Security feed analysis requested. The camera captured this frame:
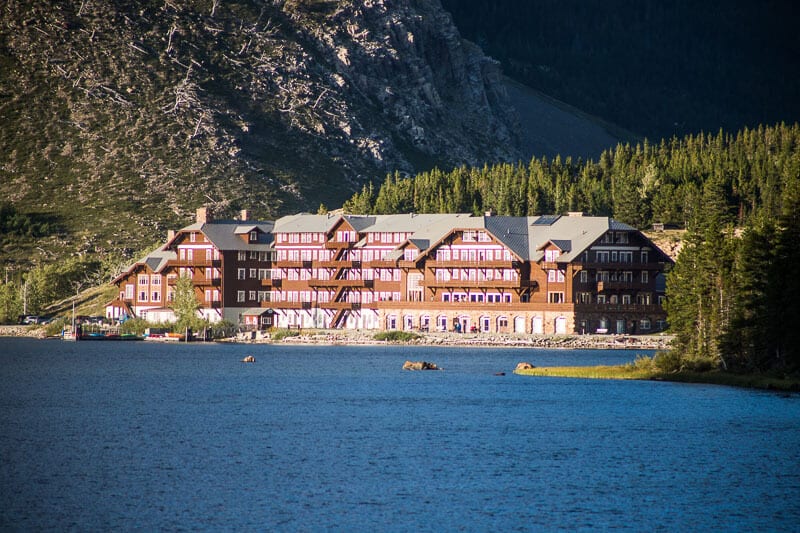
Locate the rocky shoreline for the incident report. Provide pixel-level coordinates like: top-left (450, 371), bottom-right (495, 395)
top-left (2, 324), bottom-right (673, 351)
top-left (233, 329), bottom-right (673, 351)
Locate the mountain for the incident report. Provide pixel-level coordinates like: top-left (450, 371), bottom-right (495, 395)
top-left (441, 0), bottom-right (800, 140)
top-left (1, 0), bottom-right (624, 268)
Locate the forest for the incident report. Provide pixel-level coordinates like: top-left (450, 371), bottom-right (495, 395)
top-left (343, 123), bottom-right (800, 374)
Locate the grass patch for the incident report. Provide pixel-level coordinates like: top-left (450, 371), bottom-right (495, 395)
top-left (373, 330), bottom-right (421, 342)
top-left (515, 359), bottom-right (800, 392)
top-left (271, 329), bottom-right (301, 341)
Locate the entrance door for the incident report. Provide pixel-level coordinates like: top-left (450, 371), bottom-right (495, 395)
top-left (532, 316), bottom-right (543, 334)
top-left (514, 316), bottom-right (525, 333)
top-left (555, 316), bottom-right (567, 334)
top-left (616, 319), bottom-right (626, 334)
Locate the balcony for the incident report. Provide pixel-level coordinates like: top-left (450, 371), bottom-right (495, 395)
top-left (273, 260), bottom-right (313, 269)
top-left (324, 240), bottom-right (354, 249)
top-left (575, 303), bottom-right (665, 314)
top-left (275, 301), bottom-right (313, 310)
top-left (172, 258), bottom-right (220, 268)
top-left (367, 259), bottom-right (397, 268)
top-left (597, 281), bottom-right (652, 292)
top-left (308, 278), bottom-right (368, 288)
top-left (426, 259), bottom-right (516, 269)
top-left (315, 260), bottom-right (361, 268)
top-left (319, 301), bottom-right (361, 310)
top-left (425, 279), bottom-right (522, 289)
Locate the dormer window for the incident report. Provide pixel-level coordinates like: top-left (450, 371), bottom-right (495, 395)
top-left (250, 230), bottom-right (258, 242)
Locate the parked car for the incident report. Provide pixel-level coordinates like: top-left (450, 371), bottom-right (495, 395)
top-left (21, 315), bottom-right (46, 325)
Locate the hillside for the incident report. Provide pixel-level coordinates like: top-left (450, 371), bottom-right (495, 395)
top-left (442, 0), bottom-right (800, 140)
top-left (1, 0), bottom-right (626, 270)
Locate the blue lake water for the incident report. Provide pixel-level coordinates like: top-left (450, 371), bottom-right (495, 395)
top-left (1, 337), bottom-right (799, 531)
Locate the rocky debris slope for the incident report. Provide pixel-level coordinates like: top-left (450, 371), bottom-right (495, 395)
top-left (1, 0), bottom-right (526, 257)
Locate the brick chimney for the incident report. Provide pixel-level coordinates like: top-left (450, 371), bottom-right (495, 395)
top-left (196, 207), bottom-right (211, 224)
top-left (240, 209), bottom-right (250, 221)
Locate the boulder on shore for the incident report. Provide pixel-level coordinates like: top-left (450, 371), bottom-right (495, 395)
top-left (403, 360), bottom-right (440, 371)
top-left (515, 362), bottom-right (534, 371)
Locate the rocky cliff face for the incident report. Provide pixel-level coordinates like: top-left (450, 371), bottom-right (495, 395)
top-left (1, 0), bottom-right (521, 243)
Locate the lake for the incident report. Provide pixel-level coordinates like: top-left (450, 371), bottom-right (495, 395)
top-left (1, 338), bottom-right (798, 531)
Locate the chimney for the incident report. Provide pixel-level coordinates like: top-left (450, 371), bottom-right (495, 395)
top-left (196, 207), bottom-right (211, 224)
top-left (485, 209), bottom-right (494, 217)
top-left (167, 230), bottom-right (175, 241)
top-left (567, 211), bottom-right (584, 217)
top-left (240, 209), bottom-right (249, 221)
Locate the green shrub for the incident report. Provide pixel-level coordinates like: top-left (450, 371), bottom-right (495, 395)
top-left (373, 330), bottom-right (420, 342)
top-left (120, 317), bottom-right (151, 336)
top-left (682, 356), bottom-right (720, 373)
top-left (654, 350), bottom-right (683, 373)
top-left (271, 329), bottom-right (300, 341)
top-left (44, 317), bottom-right (68, 336)
top-left (211, 320), bottom-right (237, 339)
top-left (627, 354), bottom-right (656, 372)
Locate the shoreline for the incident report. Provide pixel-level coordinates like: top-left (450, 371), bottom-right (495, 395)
top-left (229, 329), bottom-right (673, 351)
top-left (515, 365), bottom-right (800, 392)
top-left (1, 325), bottom-right (672, 351)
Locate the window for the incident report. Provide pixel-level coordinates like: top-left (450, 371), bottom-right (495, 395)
top-left (545, 249), bottom-right (560, 262)
top-left (139, 291), bottom-right (148, 302)
top-left (596, 251), bottom-right (609, 263)
top-left (249, 268), bottom-right (257, 279)
top-left (238, 251), bottom-right (246, 261)
top-left (249, 291), bottom-right (256, 301)
top-left (138, 275), bottom-right (148, 285)
top-left (619, 251), bottom-right (633, 263)
top-left (205, 289), bottom-right (212, 302)
top-left (622, 294), bottom-right (632, 304)
top-left (548, 292), bottom-right (564, 303)
top-left (237, 291), bottom-right (245, 302)
top-left (641, 251), bottom-right (649, 264)
top-left (190, 232), bottom-right (196, 242)
top-left (641, 271), bottom-right (649, 283)
top-left (151, 291), bottom-right (160, 302)
top-left (578, 292), bottom-right (592, 304)
top-left (151, 275), bottom-right (161, 285)
top-left (597, 294), bottom-right (606, 304)
top-left (125, 284), bottom-right (134, 299)
top-left (206, 249), bottom-right (213, 261)
top-left (238, 268), bottom-right (246, 280)
top-left (580, 270), bottom-right (589, 283)
top-left (640, 319), bottom-right (651, 330)
top-left (462, 230), bottom-right (477, 242)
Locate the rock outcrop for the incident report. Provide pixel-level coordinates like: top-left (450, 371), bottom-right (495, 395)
top-left (403, 360), bottom-right (440, 371)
